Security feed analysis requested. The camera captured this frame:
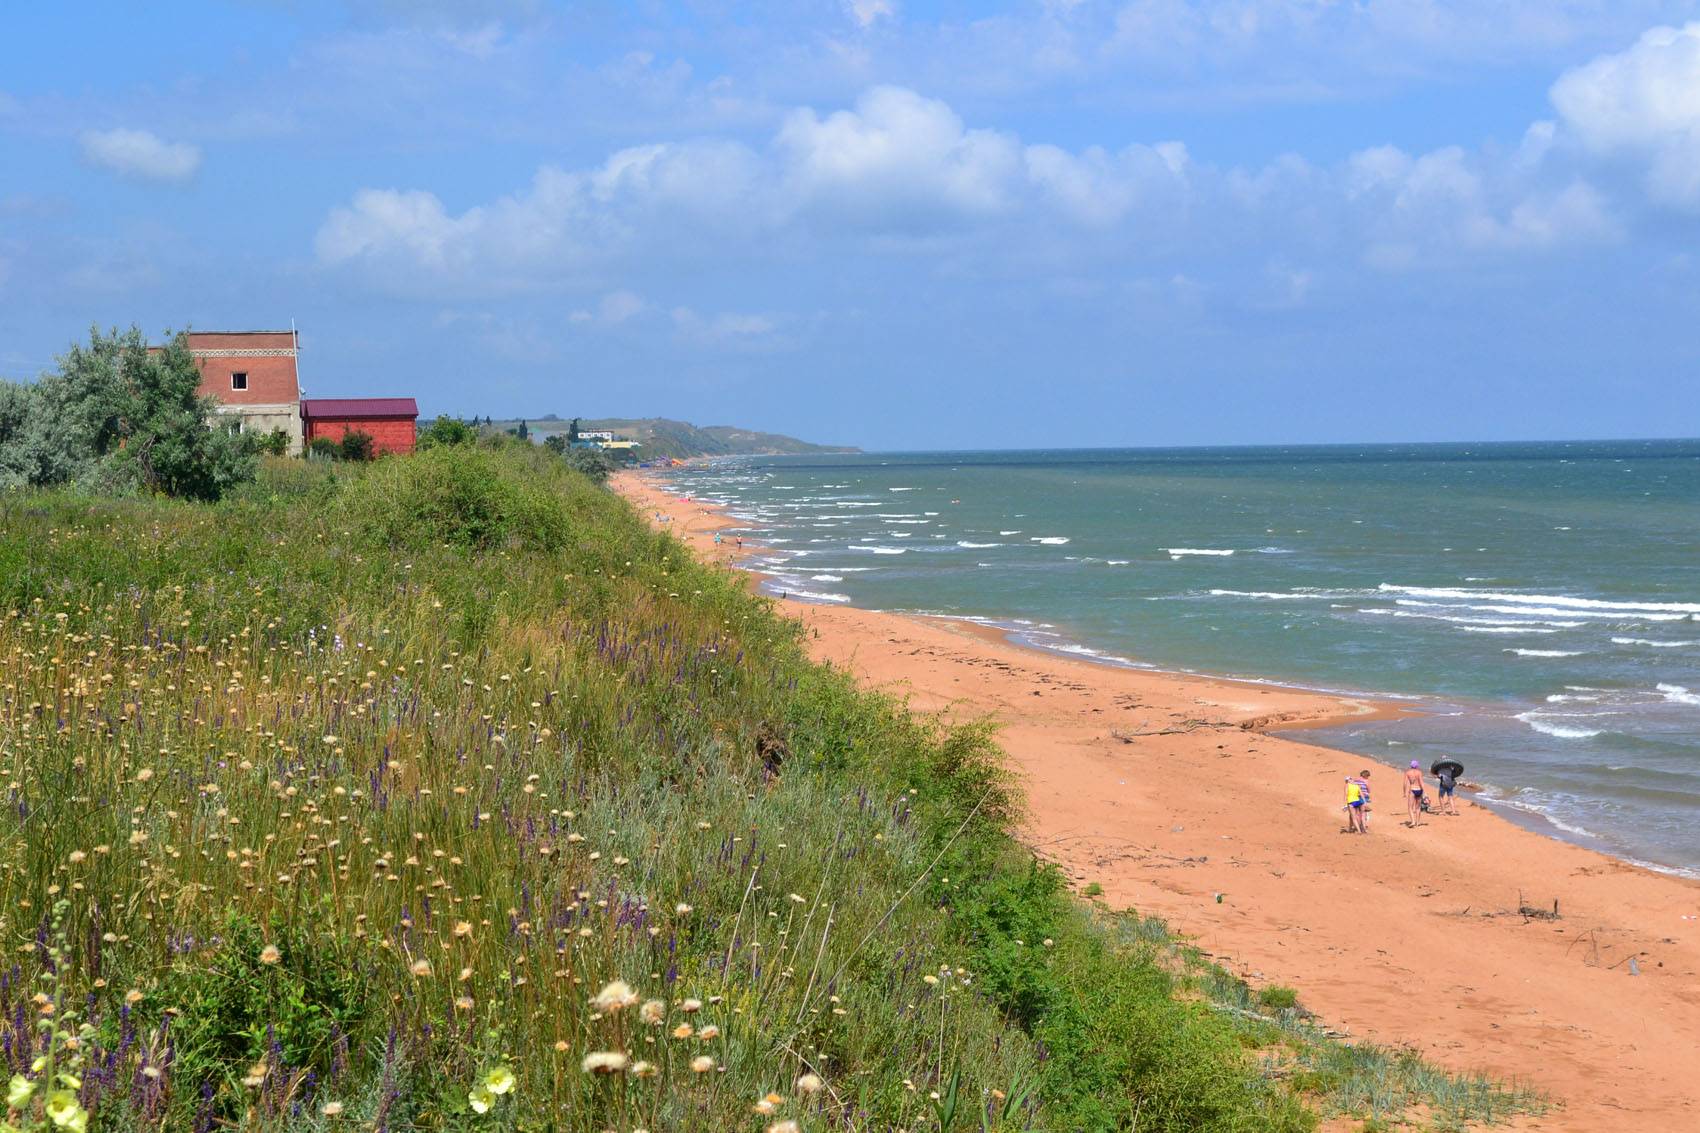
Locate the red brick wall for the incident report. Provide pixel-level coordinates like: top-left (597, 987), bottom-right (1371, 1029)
top-left (305, 417), bottom-right (417, 455)
top-left (186, 332), bottom-right (298, 406)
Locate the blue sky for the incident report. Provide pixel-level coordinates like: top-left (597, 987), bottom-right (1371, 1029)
top-left (4, 1), bottom-right (1700, 450)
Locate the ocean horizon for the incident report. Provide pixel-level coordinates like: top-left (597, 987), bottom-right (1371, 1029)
top-left (660, 438), bottom-right (1700, 874)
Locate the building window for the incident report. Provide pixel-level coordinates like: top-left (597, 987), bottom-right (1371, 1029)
top-left (231, 372), bottom-right (248, 391)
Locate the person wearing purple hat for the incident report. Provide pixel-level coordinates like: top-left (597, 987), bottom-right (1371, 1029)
top-left (1402, 760), bottom-right (1426, 828)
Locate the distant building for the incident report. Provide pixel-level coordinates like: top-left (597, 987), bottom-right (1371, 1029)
top-left (578, 430), bottom-right (615, 442)
top-left (182, 330), bottom-right (304, 450)
top-left (301, 398), bottom-right (419, 455)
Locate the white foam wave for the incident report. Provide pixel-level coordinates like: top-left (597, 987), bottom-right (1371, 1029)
top-left (1395, 599), bottom-right (1690, 621)
top-left (847, 546), bottom-right (907, 555)
top-left (1168, 548), bottom-right (1234, 557)
top-left (957, 541), bottom-right (1003, 548)
top-left (999, 530), bottom-right (1022, 535)
top-left (888, 487), bottom-right (918, 492)
top-left (1030, 537), bottom-right (1070, 545)
top-left (1657, 683), bottom-right (1700, 707)
top-left (1380, 583), bottom-right (1700, 615)
top-left (810, 574), bottom-right (844, 582)
top-left (1503, 648), bottom-right (1582, 657)
top-left (1613, 637), bottom-right (1697, 648)
top-left (1465, 626), bottom-right (1558, 634)
top-left (1514, 712), bottom-right (1601, 739)
top-left (783, 589), bottom-right (850, 603)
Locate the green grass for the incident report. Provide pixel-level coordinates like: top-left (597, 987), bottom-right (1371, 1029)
top-left (0, 446), bottom-right (1539, 1131)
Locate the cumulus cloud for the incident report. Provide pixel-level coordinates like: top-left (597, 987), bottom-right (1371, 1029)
top-left (316, 82), bottom-right (1620, 297)
top-left (1551, 22), bottom-right (1700, 206)
top-left (777, 87), bottom-right (1022, 228)
top-left (78, 128), bottom-right (202, 182)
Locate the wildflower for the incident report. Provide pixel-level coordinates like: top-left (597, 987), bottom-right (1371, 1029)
top-left (125, 989), bottom-right (143, 1004)
top-left (241, 1062), bottom-right (267, 1088)
top-left (67, 852), bottom-right (85, 864)
top-left (321, 1101), bottom-right (344, 1116)
top-left (671, 1024), bottom-right (693, 1039)
top-left (922, 974), bottom-right (938, 985)
top-left (468, 1085), bottom-right (494, 1113)
top-left (581, 1051), bottom-right (629, 1075)
top-left (797, 1072), bottom-right (824, 1094)
top-left (7, 1074), bottom-right (33, 1107)
top-left (483, 1066), bottom-right (515, 1095)
top-left (629, 1060), bottom-right (658, 1078)
top-left (454, 921), bottom-right (473, 937)
top-left (639, 999), bottom-right (666, 1025)
top-left (43, 1090), bottom-right (84, 1129)
top-left (768, 1123), bottom-right (800, 1133)
top-left (590, 979), bottom-right (639, 1013)
top-left (690, 1055), bottom-right (715, 1073)
top-left (789, 893), bottom-right (806, 903)
top-left (697, 1025), bottom-right (720, 1040)
top-left (554, 1040), bottom-right (569, 1052)
top-left (455, 996), bottom-right (475, 1011)
top-left (675, 902), bottom-right (693, 915)
top-left (754, 1098), bottom-right (777, 1116)
top-left (410, 959), bottom-right (432, 977)
top-left (679, 997), bottom-right (703, 1013)
top-left (259, 944), bottom-right (281, 965)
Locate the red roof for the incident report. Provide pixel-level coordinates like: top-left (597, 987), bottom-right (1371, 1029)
top-left (300, 398), bottom-right (419, 419)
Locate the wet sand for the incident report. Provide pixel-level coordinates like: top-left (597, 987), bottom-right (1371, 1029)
top-left (617, 468), bottom-right (1700, 1131)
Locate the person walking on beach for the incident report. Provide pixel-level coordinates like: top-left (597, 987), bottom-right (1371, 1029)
top-left (1403, 760), bottom-right (1426, 827)
top-left (1344, 775), bottom-right (1368, 833)
top-left (1434, 759), bottom-right (1462, 816)
top-left (1355, 769), bottom-right (1372, 831)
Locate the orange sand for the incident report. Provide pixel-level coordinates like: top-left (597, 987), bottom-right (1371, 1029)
top-left (616, 469), bottom-right (1700, 1131)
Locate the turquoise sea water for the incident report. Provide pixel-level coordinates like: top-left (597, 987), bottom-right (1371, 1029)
top-left (658, 441), bottom-right (1700, 873)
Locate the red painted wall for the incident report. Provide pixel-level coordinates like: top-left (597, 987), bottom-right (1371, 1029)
top-left (305, 417), bottom-right (417, 455)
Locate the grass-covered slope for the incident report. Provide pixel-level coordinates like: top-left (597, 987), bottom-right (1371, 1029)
top-left (0, 448), bottom-right (1533, 1132)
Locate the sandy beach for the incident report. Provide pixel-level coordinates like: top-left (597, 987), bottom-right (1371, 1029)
top-left (616, 468), bottom-right (1700, 1131)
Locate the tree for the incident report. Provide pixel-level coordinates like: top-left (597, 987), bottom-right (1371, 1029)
top-left (418, 417), bottom-right (475, 449)
top-left (567, 417), bottom-right (580, 445)
top-left (543, 434), bottom-right (568, 455)
top-left (565, 447), bottom-right (614, 485)
top-left (0, 326), bottom-right (259, 500)
top-left (259, 428), bottom-right (292, 456)
top-left (516, 419), bottom-right (529, 441)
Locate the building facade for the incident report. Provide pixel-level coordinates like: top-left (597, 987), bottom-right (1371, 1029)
top-left (301, 398), bottom-right (419, 455)
top-left (184, 330), bottom-right (304, 451)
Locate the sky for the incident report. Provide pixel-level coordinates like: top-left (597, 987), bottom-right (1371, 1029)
top-left (3, 1), bottom-right (1700, 450)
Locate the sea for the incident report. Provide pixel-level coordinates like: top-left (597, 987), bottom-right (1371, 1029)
top-left (655, 441), bottom-right (1700, 874)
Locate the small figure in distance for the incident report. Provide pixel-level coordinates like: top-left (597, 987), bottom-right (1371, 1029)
top-left (1403, 760), bottom-right (1426, 827)
top-left (1356, 769), bottom-right (1372, 831)
top-left (1343, 775), bottom-right (1368, 833)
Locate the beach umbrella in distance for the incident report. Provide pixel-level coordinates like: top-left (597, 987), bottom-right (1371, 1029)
top-left (1430, 759), bottom-right (1465, 778)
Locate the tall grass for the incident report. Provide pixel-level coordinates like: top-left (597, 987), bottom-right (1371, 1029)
top-left (0, 447), bottom-right (1535, 1131)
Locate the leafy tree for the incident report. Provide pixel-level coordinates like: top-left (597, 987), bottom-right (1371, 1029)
top-left (543, 434), bottom-right (568, 455)
top-left (564, 446), bottom-right (614, 485)
top-left (418, 416), bottom-right (475, 449)
top-left (336, 430), bottom-right (376, 462)
top-left (0, 326), bottom-right (258, 499)
top-left (258, 428), bottom-right (292, 456)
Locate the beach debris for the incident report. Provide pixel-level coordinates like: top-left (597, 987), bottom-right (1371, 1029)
top-left (1517, 891), bottom-right (1561, 921)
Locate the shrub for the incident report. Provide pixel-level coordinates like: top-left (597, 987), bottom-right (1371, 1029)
top-left (339, 444), bottom-right (572, 551)
top-left (336, 429), bottom-right (376, 462)
top-left (307, 436), bottom-right (340, 461)
top-left (565, 446), bottom-right (615, 484)
top-left (258, 427), bottom-right (292, 456)
top-left (418, 416), bottom-right (475, 449)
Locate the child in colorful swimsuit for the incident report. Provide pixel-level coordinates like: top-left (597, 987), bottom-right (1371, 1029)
top-left (1344, 776), bottom-right (1367, 833)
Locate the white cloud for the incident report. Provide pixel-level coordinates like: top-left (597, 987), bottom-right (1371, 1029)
top-left (671, 306), bottom-right (781, 347)
top-left (78, 128), bottom-right (201, 182)
top-left (846, 0), bottom-right (897, 29)
top-left (777, 86), bottom-right (1022, 227)
top-left (1551, 22), bottom-right (1700, 206)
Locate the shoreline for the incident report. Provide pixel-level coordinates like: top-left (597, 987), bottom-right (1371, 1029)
top-left (617, 467), bottom-right (1700, 1131)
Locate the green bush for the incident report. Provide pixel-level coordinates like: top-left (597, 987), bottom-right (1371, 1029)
top-left (336, 429), bottom-right (376, 462)
top-left (339, 443), bottom-right (573, 551)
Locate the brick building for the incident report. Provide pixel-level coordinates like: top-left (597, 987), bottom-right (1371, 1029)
top-left (183, 330), bottom-right (304, 451)
top-left (301, 398), bottom-right (419, 455)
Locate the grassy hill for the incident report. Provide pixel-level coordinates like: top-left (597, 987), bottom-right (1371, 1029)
top-left (0, 445), bottom-right (1534, 1132)
top-left (485, 416), bottom-right (858, 460)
